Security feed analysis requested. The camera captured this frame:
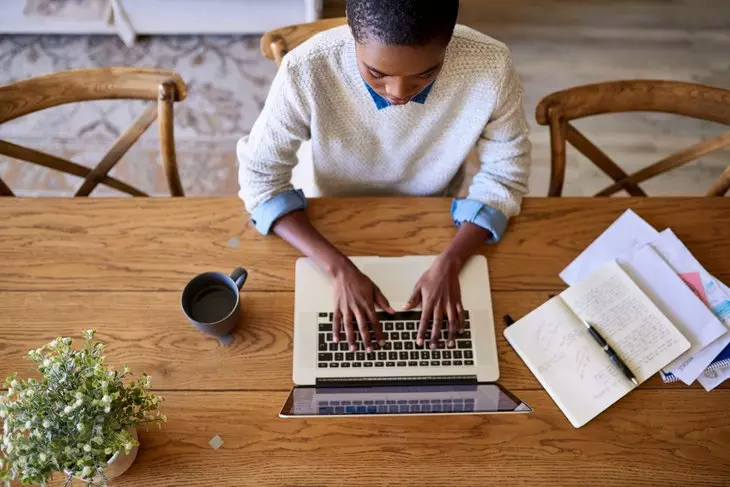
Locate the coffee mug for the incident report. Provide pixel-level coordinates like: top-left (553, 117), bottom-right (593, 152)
top-left (181, 267), bottom-right (248, 343)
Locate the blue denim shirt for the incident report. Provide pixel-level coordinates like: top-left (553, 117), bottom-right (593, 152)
top-left (249, 81), bottom-right (509, 244)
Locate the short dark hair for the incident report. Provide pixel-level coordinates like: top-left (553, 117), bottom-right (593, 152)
top-left (346, 0), bottom-right (459, 46)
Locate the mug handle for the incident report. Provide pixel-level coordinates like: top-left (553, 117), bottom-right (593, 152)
top-left (230, 267), bottom-right (248, 290)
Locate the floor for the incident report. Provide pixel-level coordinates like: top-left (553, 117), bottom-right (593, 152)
top-left (0, 0), bottom-right (728, 197)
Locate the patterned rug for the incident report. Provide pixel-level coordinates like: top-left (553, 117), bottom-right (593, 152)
top-left (0, 34), bottom-right (276, 196)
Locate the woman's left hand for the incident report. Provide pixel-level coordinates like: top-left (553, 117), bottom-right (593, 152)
top-left (405, 254), bottom-right (465, 349)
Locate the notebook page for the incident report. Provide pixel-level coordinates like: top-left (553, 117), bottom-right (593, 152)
top-left (562, 261), bottom-right (690, 383)
top-left (504, 296), bottom-right (634, 428)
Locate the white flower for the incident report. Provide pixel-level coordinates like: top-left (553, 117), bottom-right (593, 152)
top-left (75, 398), bottom-right (83, 407)
top-left (42, 359), bottom-right (51, 367)
top-left (81, 466), bottom-right (92, 478)
top-left (63, 406), bottom-right (73, 414)
top-left (104, 406), bottom-right (111, 413)
top-left (42, 419), bottom-right (50, 428)
top-left (26, 389), bottom-right (34, 398)
top-left (102, 395), bottom-right (111, 404)
top-left (124, 442), bottom-right (133, 452)
top-left (24, 420), bottom-right (31, 429)
top-left (10, 380), bottom-right (18, 389)
top-left (0, 409), bottom-right (6, 418)
top-left (64, 446), bottom-right (72, 454)
top-left (145, 376), bottom-right (152, 388)
top-left (49, 339), bottom-right (59, 348)
top-left (107, 371), bottom-right (114, 378)
top-left (100, 381), bottom-right (108, 388)
top-left (39, 453), bottom-right (47, 461)
top-left (75, 391), bottom-right (84, 399)
top-left (104, 447), bottom-right (113, 455)
top-left (83, 444), bottom-right (92, 452)
top-left (6, 388), bottom-right (13, 396)
top-left (77, 423), bottom-right (85, 432)
top-left (93, 436), bottom-right (103, 444)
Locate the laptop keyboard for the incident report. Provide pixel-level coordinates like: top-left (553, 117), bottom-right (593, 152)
top-left (317, 398), bottom-right (476, 415)
top-left (317, 311), bottom-right (475, 369)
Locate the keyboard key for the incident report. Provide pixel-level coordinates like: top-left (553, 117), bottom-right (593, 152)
top-left (329, 343), bottom-right (337, 351)
top-left (378, 352), bottom-right (387, 360)
top-left (367, 352), bottom-right (376, 361)
top-left (396, 322), bottom-right (405, 330)
top-left (389, 352), bottom-right (398, 360)
top-left (345, 352), bottom-right (354, 361)
top-left (397, 361), bottom-right (406, 367)
top-left (319, 353), bottom-right (333, 361)
top-left (419, 361), bottom-right (429, 366)
top-left (375, 362), bottom-right (384, 367)
top-left (432, 351), bottom-right (441, 359)
top-left (364, 362), bottom-right (373, 368)
top-left (453, 360), bottom-right (463, 366)
top-left (408, 361), bottom-right (418, 366)
top-left (415, 341), bottom-right (424, 350)
top-left (458, 341), bottom-right (471, 349)
top-left (383, 342), bottom-right (392, 350)
top-left (339, 342), bottom-right (349, 351)
top-left (399, 351), bottom-right (409, 360)
top-left (406, 322), bottom-right (416, 330)
top-left (464, 350), bottom-right (474, 359)
top-left (318, 363), bottom-right (327, 368)
top-left (326, 333), bottom-right (333, 342)
top-left (464, 320), bottom-right (470, 329)
top-left (442, 360), bottom-right (452, 366)
top-left (394, 342), bottom-right (403, 350)
top-left (356, 352), bottom-right (366, 360)
top-left (453, 351), bottom-right (463, 359)
top-left (420, 351), bottom-right (430, 359)
top-left (352, 362), bottom-right (362, 367)
top-left (430, 361), bottom-right (440, 366)
top-left (411, 332), bottom-right (419, 340)
top-left (319, 323), bottom-right (332, 332)
top-left (462, 330), bottom-right (471, 339)
top-left (329, 312), bottom-right (334, 321)
top-left (385, 323), bottom-right (394, 331)
top-left (465, 360), bottom-right (474, 365)
top-left (410, 351), bottom-right (419, 360)
top-left (443, 350), bottom-right (452, 359)
top-left (464, 310), bottom-right (470, 319)
top-left (404, 341), bottom-right (414, 350)
top-left (335, 353), bottom-right (344, 361)
top-left (341, 363), bottom-right (351, 368)
top-left (318, 312), bottom-right (328, 318)
top-left (319, 342), bottom-right (327, 351)
top-left (330, 363), bottom-right (340, 368)
top-left (386, 361), bottom-right (395, 367)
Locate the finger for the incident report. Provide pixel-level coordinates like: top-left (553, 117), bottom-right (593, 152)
top-left (354, 307), bottom-right (373, 352)
top-left (344, 312), bottom-right (356, 352)
top-left (366, 305), bottom-right (385, 347)
top-left (456, 302), bottom-right (465, 334)
top-left (405, 284), bottom-right (422, 310)
top-left (446, 301), bottom-right (458, 348)
top-left (375, 287), bottom-right (395, 315)
top-left (343, 308), bottom-right (353, 346)
top-left (430, 301), bottom-right (444, 349)
top-left (333, 309), bottom-right (342, 343)
top-left (417, 298), bottom-right (433, 346)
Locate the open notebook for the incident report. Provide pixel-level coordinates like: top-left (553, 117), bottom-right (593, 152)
top-left (504, 261), bottom-right (690, 428)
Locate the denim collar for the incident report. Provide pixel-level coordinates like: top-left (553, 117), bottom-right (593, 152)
top-left (364, 81), bottom-right (435, 110)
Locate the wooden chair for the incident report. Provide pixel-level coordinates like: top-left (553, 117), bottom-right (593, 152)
top-left (536, 80), bottom-right (730, 197)
top-left (261, 17), bottom-right (347, 65)
top-left (0, 67), bottom-right (187, 197)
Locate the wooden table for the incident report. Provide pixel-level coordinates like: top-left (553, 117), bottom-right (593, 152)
top-left (1, 197), bottom-right (729, 486)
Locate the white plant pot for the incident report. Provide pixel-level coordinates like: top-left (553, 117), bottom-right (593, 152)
top-left (67, 428), bottom-right (139, 483)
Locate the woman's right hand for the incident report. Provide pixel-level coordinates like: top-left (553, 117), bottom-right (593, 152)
top-left (331, 260), bottom-right (395, 353)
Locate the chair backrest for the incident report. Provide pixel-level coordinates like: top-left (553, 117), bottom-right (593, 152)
top-left (0, 67), bottom-right (188, 197)
top-left (260, 17), bottom-right (348, 65)
top-left (535, 80), bottom-right (730, 197)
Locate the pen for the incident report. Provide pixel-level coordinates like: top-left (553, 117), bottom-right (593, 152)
top-left (581, 319), bottom-right (639, 386)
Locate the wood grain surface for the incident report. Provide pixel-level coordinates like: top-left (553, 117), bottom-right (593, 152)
top-left (2, 197), bottom-right (729, 486)
top-left (1, 197), bottom-right (729, 293)
top-left (50, 391), bottom-right (730, 487)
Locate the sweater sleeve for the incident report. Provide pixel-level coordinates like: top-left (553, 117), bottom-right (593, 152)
top-left (237, 57), bottom-right (311, 216)
top-left (468, 51), bottom-right (531, 220)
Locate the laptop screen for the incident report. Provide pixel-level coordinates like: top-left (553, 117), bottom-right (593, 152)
top-left (280, 383), bottom-right (531, 417)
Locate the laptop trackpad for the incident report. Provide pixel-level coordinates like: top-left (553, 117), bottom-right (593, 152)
top-left (361, 256), bottom-right (437, 306)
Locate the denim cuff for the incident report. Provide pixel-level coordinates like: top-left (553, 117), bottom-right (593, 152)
top-left (251, 189), bottom-right (308, 234)
top-left (451, 199), bottom-right (508, 244)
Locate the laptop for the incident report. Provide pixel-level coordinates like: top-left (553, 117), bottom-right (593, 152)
top-left (280, 255), bottom-right (531, 417)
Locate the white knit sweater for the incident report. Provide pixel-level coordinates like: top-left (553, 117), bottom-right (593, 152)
top-left (238, 24), bottom-right (531, 224)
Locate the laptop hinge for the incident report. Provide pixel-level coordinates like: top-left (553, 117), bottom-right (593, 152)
top-left (315, 375), bottom-right (478, 387)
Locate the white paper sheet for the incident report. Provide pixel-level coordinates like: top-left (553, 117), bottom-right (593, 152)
top-left (560, 209), bottom-right (659, 286)
top-left (620, 246), bottom-right (727, 384)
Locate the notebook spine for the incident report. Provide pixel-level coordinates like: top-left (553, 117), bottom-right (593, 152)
top-left (661, 358), bottom-right (730, 383)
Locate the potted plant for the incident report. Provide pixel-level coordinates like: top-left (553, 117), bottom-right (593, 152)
top-left (0, 330), bottom-right (165, 486)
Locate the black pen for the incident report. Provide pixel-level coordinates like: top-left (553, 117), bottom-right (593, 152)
top-left (581, 319), bottom-right (639, 386)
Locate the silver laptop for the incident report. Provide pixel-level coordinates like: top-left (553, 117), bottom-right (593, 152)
top-left (280, 255), bottom-right (531, 417)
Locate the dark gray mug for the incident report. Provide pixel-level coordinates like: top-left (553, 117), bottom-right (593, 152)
top-left (181, 268), bottom-right (248, 343)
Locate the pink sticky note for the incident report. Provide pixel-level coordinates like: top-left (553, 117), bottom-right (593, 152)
top-left (680, 272), bottom-right (709, 306)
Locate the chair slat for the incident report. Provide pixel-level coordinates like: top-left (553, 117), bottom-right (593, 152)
top-left (0, 140), bottom-right (147, 197)
top-left (0, 176), bottom-right (13, 196)
top-left (707, 165), bottom-right (730, 197)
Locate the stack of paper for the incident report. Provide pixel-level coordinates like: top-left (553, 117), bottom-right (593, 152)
top-left (560, 210), bottom-right (730, 391)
